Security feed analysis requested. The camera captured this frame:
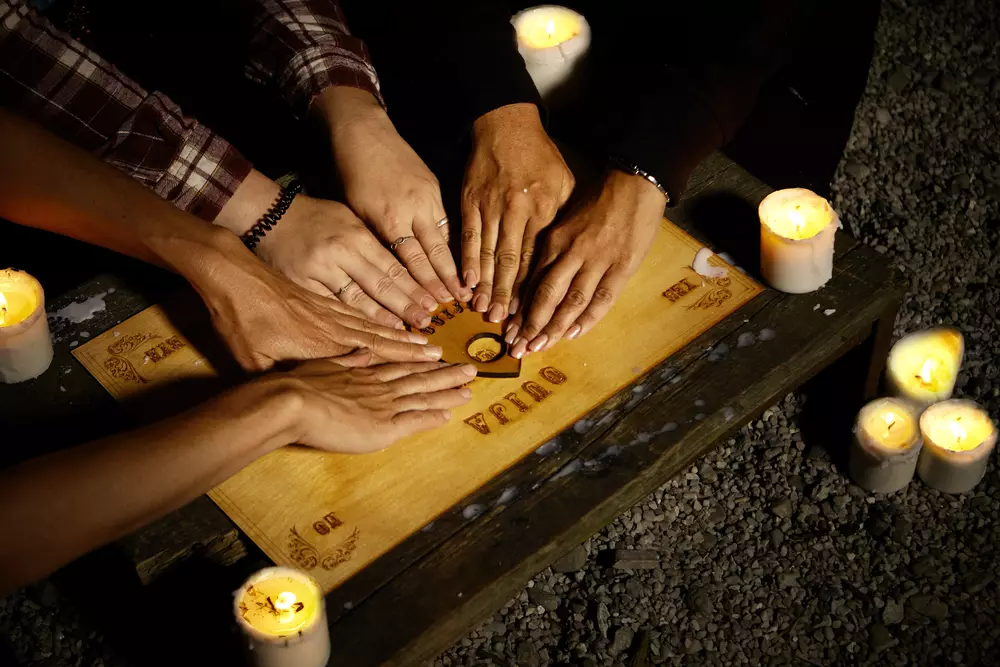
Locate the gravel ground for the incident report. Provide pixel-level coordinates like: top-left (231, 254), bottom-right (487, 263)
top-left (3, 0), bottom-right (999, 665)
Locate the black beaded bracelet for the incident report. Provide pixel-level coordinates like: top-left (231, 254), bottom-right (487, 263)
top-left (241, 180), bottom-right (303, 251)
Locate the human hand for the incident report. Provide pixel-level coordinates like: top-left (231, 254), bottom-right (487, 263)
top-left (462, 104), bottom-right (574, 323)
top-left (191, 230), bottom-right (442, 371)
top-left (316, 86), bottom-right (471, 305)
top-left (255, 194), bottom-right (439, 330)
top-left (276, 360), bottom-right (478, 454)
top-left (505, 171), bottom-right (667, 358)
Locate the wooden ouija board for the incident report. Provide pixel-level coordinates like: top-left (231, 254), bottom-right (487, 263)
top-left (74, 219), bottom-right (761, 592)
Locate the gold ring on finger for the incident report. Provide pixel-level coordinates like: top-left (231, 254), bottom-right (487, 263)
top-left (390, 235), bottom-right (415, 252)
top-left (334, 279), bottom-right (356, 297)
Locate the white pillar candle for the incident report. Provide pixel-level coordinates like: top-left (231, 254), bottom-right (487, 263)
top-left (917, 399), bottom-right (996, 494)
top-left (235, 567), bottom-right (330, 667)
top-left (849, 398), bottom-right (922, 494)
top-left (886, 328), bottom-right (964, 409)
top-left (512, 5), bottom-right (591, 103)
top-left (758, 188), bottom-right (840, 294)
top-left (0, 269), bottom-right (54, 383)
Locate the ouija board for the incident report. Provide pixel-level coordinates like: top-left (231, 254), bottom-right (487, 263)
top-left (74, 219), bottom-right (762, 593)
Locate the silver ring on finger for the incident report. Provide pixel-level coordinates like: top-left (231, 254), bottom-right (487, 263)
top-left (390, 235), bottom-right (415, 252)
top-left (436, 216), bottom-right (449, 228)
top-left (334, 279), bottom-right (356, 297)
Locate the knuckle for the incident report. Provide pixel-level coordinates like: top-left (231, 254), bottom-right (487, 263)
top-left (406, 251), bottom-right (430, 269)
top-left (345, 288), bottom-right (366, 307)
top-left (535, 281), bottom-right (559, 303)
top-left (373, 275), bottom-right (395, 296)
top-left (495, 250), bottom-right (520, 270)
top-left (520, 248), bottom-right (534, 264)
top-left (387, 262), bottom-right (409, 281)
top-left (592, 286), bottom-right (616, 305)
top-left (565, 288), bottom-right (589, 309)
top-left (492, 286), bottom-right (511, 300)
top-left (480, 246), bottom-right (495, 262)
top-left (461, 228), bottom-right (480, 245)
top-left (504, 190), bottom-right (530, 210)
top-left (427, 242), bottom-right (452, 262)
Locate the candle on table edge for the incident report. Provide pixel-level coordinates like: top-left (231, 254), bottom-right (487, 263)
top-left (512, 5), bottom-right (591, 102)
top-left (0, 268), bottom-right (54, 384)
top-left (234, 567), bottom-right (329, 667)
top-left (849, 398), bottom-right (922, 494)
top-left (758, 188), bottom-right (840, 294)
top-left (917, 399), bottom-right (996, 494)
top-left (885, 327), bottom-right (964, 409)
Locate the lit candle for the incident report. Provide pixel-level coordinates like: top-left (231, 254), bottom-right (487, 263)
top-left (0, 268), bottom-right (54, 383)
top-left (758, 188), bottom-right (840, 294)
top-left (849, 398), bottom-right (922, 493)
top-left (234, 567), bottom-right (329, 667)
top-left (885, 328), bottom-right (963, 409)
top-left (512, 5), bottom-right (591, 103)
top-left (917, 399), bottom-right (996, 494)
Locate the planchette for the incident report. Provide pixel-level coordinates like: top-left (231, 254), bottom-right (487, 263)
top-left (412, 302), bottom-right (521, 378)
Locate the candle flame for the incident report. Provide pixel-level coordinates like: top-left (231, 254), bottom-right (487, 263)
top-left (788, 207), bottom-right (806, 235)
top-left (949, 419), bottom-right (966, 443)
top-left (545, 19), bottom-right (555, 38)
top-left (884, 412), bottom-right (896, 431)
top-left (918, 357), bottom-right (938, 385)
top-left (274, 591), bottom-right (297, 612)
top-left (0, 291), bottom-right (6, 326)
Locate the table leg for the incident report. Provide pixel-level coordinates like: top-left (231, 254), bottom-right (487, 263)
top-left (799, 294), bottom-right (903, 468)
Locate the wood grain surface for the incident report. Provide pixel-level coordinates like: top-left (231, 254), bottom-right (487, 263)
top-left (74, 219), bottom-right (762, 593)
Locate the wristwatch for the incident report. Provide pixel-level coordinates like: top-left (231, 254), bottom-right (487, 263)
top-left (609, 157), bottom-right (673, 206)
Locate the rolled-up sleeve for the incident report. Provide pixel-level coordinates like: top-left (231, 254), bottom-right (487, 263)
top-left (244, 0), bottom-right (383, 117)
top-left (0, 0), bottom-right (252, 221)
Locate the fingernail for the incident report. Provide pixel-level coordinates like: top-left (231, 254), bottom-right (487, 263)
top-left (504, 323), bottom-right (520, 344)
top-left (423, 345), bottom-right (443, 360)
top-left (464, 271), bottom-right (478, 288)
top-left (439, 290), bottom-right (455, 303)
top-left (509, 297), bottom-right (520, 315)
top-left (461, 364), bottom-right (478, 377)
top-left (459, 288), bottom-right (473, 302)
top-left (421, 296), bottom-right (438, 312)
top-left (567, 324), bottom-right (582, 340)
top-left (394, 320), bottom-right (406, 330)
top-left (529, 335), bottom-right (548, 352)
top-left (473, 294), bottom-right (489, 312)
top-left (488, 303), bottom-right (505, 323)
top-left (459, 386), bottom-right (473, 398)
top-left (417, 314), bottom-right (431, 328)
top-left (409, 332), bottom-right (429, 344)
top-left (511, 338), bottom-right (528, 359)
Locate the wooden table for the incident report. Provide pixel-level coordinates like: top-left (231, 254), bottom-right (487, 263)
top-left (1, 153), bottom-right (904, 666)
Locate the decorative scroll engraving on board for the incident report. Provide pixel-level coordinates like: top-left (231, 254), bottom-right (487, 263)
top-left (103, 332), bottom-right (159, 384)
top-left (687, 275), bottom-right (734, 311)
top-left (287, 525), bottom-right (361, 572)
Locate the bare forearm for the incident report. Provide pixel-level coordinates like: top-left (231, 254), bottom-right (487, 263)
top-left (0, 380), bottom-right (300, 593)
top-left (0, 109), bottom-right (248, 284)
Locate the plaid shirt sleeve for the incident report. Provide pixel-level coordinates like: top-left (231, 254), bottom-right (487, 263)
top-left (0, 1), bottom-right (252, 222)
top-left (245, 0), bottom-right (383, 117)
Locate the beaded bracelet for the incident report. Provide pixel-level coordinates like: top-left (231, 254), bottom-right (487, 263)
top-left (241, 180), bottom-right (303, 251)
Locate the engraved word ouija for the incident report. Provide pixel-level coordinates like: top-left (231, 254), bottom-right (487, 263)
top-left (463, 366), bottom-right (567, 435)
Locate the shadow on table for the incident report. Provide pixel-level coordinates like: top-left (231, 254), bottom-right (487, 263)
top-left (673, 191), bottom-right (763, 278)
top-left (55, 547), bottom-right (259, 667)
